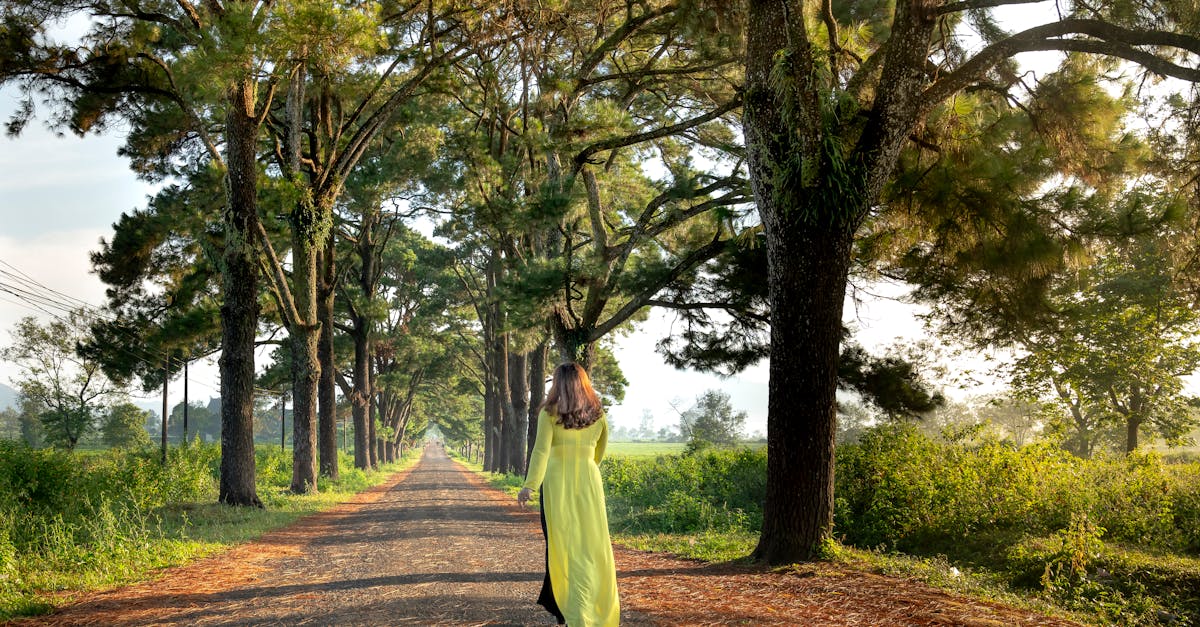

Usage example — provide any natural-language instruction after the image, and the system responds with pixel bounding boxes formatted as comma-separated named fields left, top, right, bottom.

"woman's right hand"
left=517, top=487, right=533, bottom=507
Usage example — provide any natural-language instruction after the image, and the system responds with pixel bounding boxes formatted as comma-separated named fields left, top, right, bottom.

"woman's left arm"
left=594, top=415, right=608, bottom=464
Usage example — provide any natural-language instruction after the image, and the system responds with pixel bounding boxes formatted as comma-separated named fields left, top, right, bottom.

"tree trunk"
left=218, top=80, right=263, bottom=508
left=527, top=338, right=547, bottom=465
left=289, top=205, right=323, bottom=494
left=1123, top=385, right=1146, bottom=453
left=1125, top=417, right=1141, bottom=453
left=751, top=219, right=852, bottom=563
left=318, top=238, right=339, bottom=479
left=495, top=330, right=514, bottom=473
left=352, top=321, right=371, bottom=469
left=551, top=306, right=594, bottom=367
left=508, top=349, right=529, bottom=475
left=483, top=359, right=496, bottom=471
left=368, top=366, right=379, bottom=468
left=744, top=0, right=849, bottom=561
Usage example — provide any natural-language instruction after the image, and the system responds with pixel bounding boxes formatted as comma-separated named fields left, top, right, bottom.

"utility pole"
left=281, top=391, right=287, bottom=452
left=183, top=357, right=189, bottom=444
left=161, top=357, right=169, bottom=463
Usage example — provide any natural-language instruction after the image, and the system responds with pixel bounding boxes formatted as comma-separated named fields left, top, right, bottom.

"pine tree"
left=742, top=0, right=1200, bottom=563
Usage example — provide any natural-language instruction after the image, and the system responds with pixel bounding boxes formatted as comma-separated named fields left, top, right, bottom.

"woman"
left=517, top=362, right=620, bottom=626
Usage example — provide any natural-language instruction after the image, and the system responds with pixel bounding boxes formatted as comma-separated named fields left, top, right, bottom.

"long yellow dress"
left=523, top=409, right=620, bottom=626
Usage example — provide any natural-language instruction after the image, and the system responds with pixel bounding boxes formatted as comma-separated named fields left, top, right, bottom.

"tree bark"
left=1125, top=416, right=1141, bottom=453
left=743, top=0, right=841, bottom=563
left=351, top=223, right=376, bottom=470
left=368, top=364, right=379, bottom=468
left=495, top=330, right=514, bottom=473
left=526, top=338, right=547, bottom=465
left=218, top=79, right=263, bottom=508
left=551, top=306, right=595, bottom=368
left=508, top=349, right=528, bottom=475
left=483, top=357, right=496, bottom=471
left=351, top=319, right=371, bottom=469
left=318, top=237, right=339, bottom=479
left=288, top=205, right=323, bottom=494
left=753, top=217, right=853, bottom=563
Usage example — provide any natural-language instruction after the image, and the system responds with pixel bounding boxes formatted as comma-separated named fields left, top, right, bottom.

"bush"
left=0, top=442, right=415, bottom=619
left=603, top=447, right=765, bottom=535
left=601, top=426, right=1199, bottom=623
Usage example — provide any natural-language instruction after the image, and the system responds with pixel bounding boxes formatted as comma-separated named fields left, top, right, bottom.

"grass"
left=616, top=530, right=758, bottom=562
left=0, top=444, right=421, bottom=619
left=605, top=441, right=687, bottom=457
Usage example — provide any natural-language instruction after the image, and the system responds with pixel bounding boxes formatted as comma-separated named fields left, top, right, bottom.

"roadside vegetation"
left=463, top=426, right=1200, bottom=626
left=0, top=442, right=418, bottom=619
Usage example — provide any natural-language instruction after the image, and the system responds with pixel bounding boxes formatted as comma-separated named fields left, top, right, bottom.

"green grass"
left=605, top=441, right=764, bottom=457
left=0, top=443, right=421, bottom=619
left=615, top=530, right=758, bottom=562
left=606, top=441, right=687, bottom=457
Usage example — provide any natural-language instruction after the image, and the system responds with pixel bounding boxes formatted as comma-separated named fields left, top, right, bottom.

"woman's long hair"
left=541, top=362, right=602, bottom=429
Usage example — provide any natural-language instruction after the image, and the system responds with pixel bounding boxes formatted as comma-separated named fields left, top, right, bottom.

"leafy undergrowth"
left=460, top=430, right=1200, bottom=626
left=0, top=441, right=420, bottom=619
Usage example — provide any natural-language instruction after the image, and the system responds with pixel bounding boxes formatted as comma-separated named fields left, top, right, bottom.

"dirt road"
left=16, top=446, right=1082, bottom=626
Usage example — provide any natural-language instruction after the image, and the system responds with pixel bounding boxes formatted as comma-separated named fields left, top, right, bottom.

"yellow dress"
left=523, top=409, right=620, bottom=626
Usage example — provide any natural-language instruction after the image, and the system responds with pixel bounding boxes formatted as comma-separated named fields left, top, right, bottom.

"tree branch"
left=573, top=3, right=679, bottom=90
left=570, top=93, right=742, bottom=175
left=174, top=0, right=202, bottom=29
left=253, top=219, right=302, bottom=331
left=645, top=299, right=771, bottom=323
left=591, top=236, right=728, bottom=340
left=923, top=19, right=1200, bottom=108
left=937, top=0, right=1047, bottom=16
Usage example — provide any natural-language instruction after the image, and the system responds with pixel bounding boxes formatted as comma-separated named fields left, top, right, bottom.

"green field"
left=605, top=441, right=686, bottom=457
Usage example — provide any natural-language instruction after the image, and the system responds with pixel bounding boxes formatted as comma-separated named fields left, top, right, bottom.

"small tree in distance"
left=678, top=390, right=747, bottom=451
left=1, top=313, right=118, bottom=450
left=102, top=402, right=153, bottom=449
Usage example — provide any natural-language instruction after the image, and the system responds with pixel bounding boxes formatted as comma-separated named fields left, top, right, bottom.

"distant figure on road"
left=518, top=362, right=619, bottom=626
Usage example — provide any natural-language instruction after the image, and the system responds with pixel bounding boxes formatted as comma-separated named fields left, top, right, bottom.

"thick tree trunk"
left=551, top=307, right=594, bottom=367
left=752, top=219, right=852, bottom=563
left=488, top=368, right=504, bottom=472
left=218, top=80, right=263, bottom=508
left=368, top=366, right=379, bottom=468
left=527, top=338, right=547, bottom=464
left=744, top=0, right=852, bottom=562
left=318, top=240, right=339, bottom=479
left=495, top=331, right=514, bottom=473
left=509, top=350, right=529, bottom=475
left=289, top=207, right=323, bottom=494
left=352, top=322, right=371, bottom=469
left=1124, top=386, right=1145, bottom=453
left=483, top=360, right=496, bottom=471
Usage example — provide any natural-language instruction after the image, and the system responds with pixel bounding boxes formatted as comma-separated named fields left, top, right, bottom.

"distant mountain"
left=0, top=382, right=17, bottom=411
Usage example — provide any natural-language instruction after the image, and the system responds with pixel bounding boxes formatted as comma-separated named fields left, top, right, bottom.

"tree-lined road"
left=17, top=447, right=636, bottom=625
left=15, top=447, right=1080, bottom=626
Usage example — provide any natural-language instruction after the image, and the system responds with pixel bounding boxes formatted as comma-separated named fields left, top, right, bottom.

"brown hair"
left=541, top=362, right=602, bottom=429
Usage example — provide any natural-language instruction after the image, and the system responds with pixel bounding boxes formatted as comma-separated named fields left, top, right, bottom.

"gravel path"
left=19, top=445, right=641, bottom=626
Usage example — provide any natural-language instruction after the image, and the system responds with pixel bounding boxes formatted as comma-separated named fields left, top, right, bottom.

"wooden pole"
left=281, top=391, right=286, bottom=452
left=183, top=358, right=189, bottom=444
left=161, top=358, right=168, bottom=463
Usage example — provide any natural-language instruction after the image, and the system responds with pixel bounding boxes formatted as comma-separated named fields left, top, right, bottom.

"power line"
left=1, top=257, right=295, bottom=400
left=0, top=259, right=239, bottom=396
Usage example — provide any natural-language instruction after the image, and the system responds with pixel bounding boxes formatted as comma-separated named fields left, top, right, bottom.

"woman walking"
left=518, top=362, right=620, bottom=626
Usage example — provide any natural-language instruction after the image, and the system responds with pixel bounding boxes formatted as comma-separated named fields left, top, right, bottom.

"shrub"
left=603, top=447, right=765, bottom=535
